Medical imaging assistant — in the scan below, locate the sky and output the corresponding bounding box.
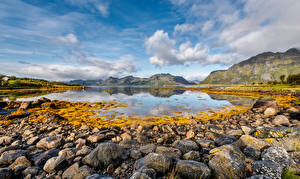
[1,0,300,81]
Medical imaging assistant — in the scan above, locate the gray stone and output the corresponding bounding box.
[130,172,151,179]
[139,144,156,155]
[13,164,27,176]
[155,146,182,160]
[130,150,142,160]
[196,139,214,148]
[172,140,199,153]
[143,153,172,174]
[246,175,272,179]
[33,148,59,167]
[209,145,246,179]
[36,136,62,149]
[252,160,282,179]
[272,115,290,126]
[0,150,26,166]
[182,151,201,161]
[235,135,268,150]
[22,167,39,176]
[241,126,252,135]
[175,160,211,179]
[85,174,113,179]
[261,146,290,168]
[43,156,68,173]
[82,142,123,168]
[244,147,261,160]
[0,167,12,179]
[26,136,39,145]
[214,135,237,146]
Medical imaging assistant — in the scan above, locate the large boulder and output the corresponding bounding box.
[0,150,26,167]
[36,136,62,149]
[175,160,211,179]
[252,160,282,179]
[172,140,199,154]
[209,145,246,179]
[261,146,290,168]
[143,153,172,174]
[82,142,123,168]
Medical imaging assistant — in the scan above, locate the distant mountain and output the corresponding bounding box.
[68,74,195,86]
[202,48,300,84]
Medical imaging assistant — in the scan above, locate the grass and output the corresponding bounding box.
[282,169,300,179]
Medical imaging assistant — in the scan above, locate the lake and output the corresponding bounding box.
[0,86,256,117]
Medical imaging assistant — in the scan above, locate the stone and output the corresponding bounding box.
[186,130,195,139]
[76,146,91,156]
[87,134,105,143]
[140,144,156,155]
[14,164,27,176]
[33,148,59,167]
[272,115,290,126]
[155,146,182,160]
[214,135,237,146]
[75,138,86,149]
[172,140,199,154]
[86,174,113,179]
[36,136,62,149]
[130,172,151,179]
[209,145,246,179]
[235,135,268,151]
[244,147,261,160]
[241,126,252,135]
[287,107,299,113]
[26,136,39,145]
[264,108,277,117]
[183,151,201,161]
[0,150,26,166]
[226,129,244,137]
[83,142,123,168]
[119,140,139,149]
[120,133,132,141]
[261,146,290,168]
[0,136,13,146]
[9,156,31,170]
[62,163,93,179]
[252,99,278,110]
[59,148,77,159]
[0,167,12,179]
[143,153,172,174]
[252,160,282,179]
[135,166,156,179]
[175,160,211,179]
[43,156,69,173]
[19,101,31,110]
[22,167,39,176]
[196,139,214,148]
[45,114,63,123]
[130,150,142,160]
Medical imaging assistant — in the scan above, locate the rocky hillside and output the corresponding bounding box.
[202,48,300,84]
[71,74,194,86]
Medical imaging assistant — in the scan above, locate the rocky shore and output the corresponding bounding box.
[0,98,299,179]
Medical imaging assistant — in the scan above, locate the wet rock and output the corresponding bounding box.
[196,139,214,148]
[252,160,282,179]
[62,163,93,179]
[36,136,62,149]
[43,156,69,173]
[175,160,211,179]
[209,145,246,179]
[0,150,26,166]
[86,174,113,179]
[272,115,290,126]
[183,151,201,161]
[235,135,268,150]
[261,146,290,168]
[33,148,59,167]
[0,167,12,179]
[155,146,182,160]
[143,153,172,174]
[83,142,123,168]
[214,134,237,146]
[264,108,277,117]
[139,144,156,155]
[172,140,199,154]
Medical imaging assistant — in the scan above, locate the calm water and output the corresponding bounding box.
[1,87,256,116]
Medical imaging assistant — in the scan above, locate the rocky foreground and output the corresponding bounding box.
[0,98,299,179]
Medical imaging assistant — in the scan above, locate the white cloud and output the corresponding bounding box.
[65,0,110,17]
[56,33,79,45]
[0,55,137,81]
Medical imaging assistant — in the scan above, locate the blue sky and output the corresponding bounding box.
[1,0,300,81]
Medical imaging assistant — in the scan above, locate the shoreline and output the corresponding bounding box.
[0,96,299,178]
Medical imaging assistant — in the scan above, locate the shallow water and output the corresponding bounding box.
[1,86,256,116]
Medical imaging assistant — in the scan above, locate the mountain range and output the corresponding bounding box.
[202,48,300,84]
[69,73,195,86]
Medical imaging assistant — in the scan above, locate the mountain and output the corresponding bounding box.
[69,74,195,86]
[202,48,300,84]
